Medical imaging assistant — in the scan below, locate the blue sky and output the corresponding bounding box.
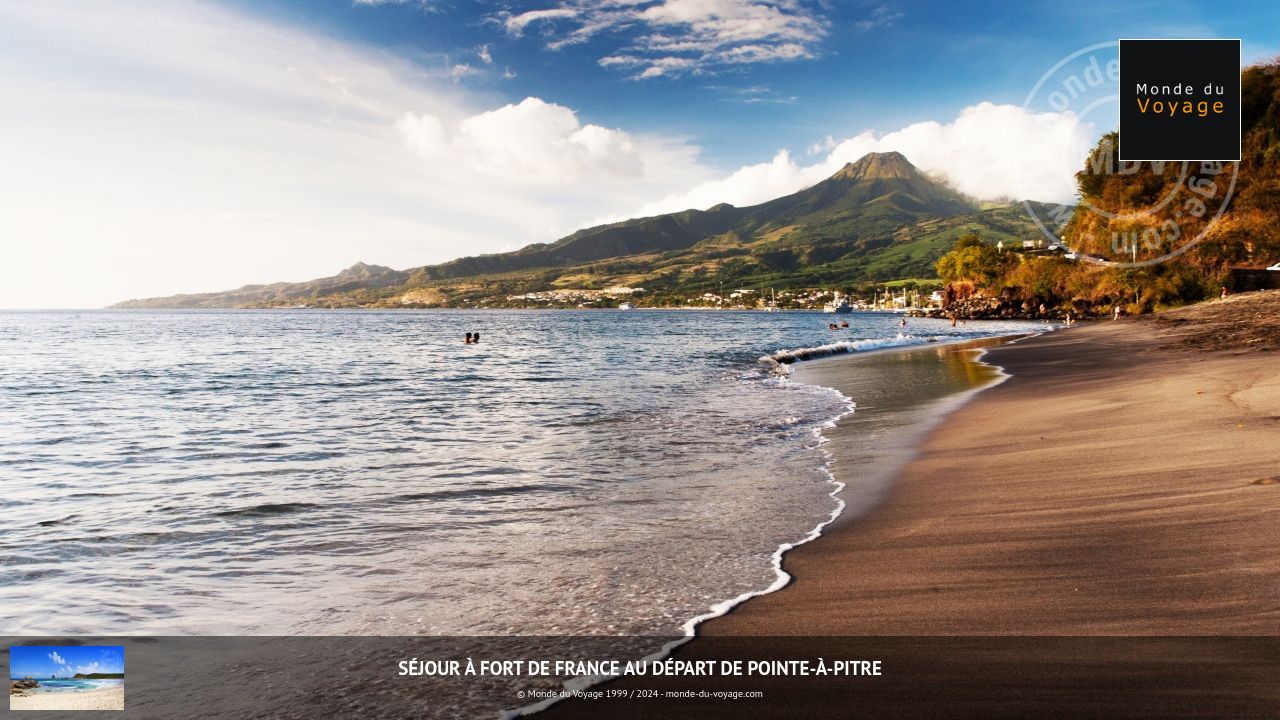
[229,0,1280,168]
[9,646,124,678]
[1,0,1277,307]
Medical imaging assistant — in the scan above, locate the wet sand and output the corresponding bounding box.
[10,685,124,711]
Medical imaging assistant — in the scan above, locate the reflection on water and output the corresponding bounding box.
[793,338,1014,519]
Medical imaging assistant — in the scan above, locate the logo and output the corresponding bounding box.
[1019,41,1239,268]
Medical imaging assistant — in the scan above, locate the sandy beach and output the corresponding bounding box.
[544,291,1280,718]
[711,290,1280,636]
[10,685,124,711]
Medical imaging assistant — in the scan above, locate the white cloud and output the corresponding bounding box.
[477,44,493,64]
[48,651,66,665]
[501,0,829,78]
[0,0,713,308]
[74,662,107,675]
[632,102,1094,216]
[854,3,903,31]
[397,97,647,183]
[449,63,480,80]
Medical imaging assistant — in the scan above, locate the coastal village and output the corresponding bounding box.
[493,239,1082,312]
[502,286,933,311]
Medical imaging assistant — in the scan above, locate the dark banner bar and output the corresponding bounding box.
[6,636,1280,718]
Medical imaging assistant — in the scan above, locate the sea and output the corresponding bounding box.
[23,678,123,693]
[0,309,1041,637]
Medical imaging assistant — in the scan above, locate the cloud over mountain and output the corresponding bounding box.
[632,102,1093,217]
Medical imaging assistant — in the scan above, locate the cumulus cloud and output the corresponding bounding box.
[500,0,830,78]
[397,97,644,183]
[48,651,65,665]
[631,102,1093,217]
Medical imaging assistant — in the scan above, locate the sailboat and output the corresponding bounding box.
[763,288,782,312]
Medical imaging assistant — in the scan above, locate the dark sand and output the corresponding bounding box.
[544,291,1280,719]
[715,292,1280,636]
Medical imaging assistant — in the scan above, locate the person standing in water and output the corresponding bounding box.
[472,332,481,344]
[464,332,473,344]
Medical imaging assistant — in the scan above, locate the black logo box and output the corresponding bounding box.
[1119,39,1241,162]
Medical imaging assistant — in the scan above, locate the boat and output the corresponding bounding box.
[618,302,635,310]
[763,288,782,312]
[823,294,852,314]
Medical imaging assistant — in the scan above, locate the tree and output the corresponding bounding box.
[935,234,1008,284]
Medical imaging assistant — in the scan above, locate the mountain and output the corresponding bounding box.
[113,152,1045,309]
[116,262,409,308]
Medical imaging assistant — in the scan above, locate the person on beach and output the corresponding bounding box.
[1221,286,1229,300]
[465,332,473,344]
[1113,306,1122,321]
[1065,312,1074,327]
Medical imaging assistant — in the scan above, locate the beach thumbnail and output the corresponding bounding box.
[9,646,124,711]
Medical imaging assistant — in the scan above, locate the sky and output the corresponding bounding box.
[1,0,1278,308]
[9,645,124,678]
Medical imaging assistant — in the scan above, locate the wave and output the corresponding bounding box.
[503,371,858,720]
[761,334,937,368]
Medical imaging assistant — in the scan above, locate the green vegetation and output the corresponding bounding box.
[933,59,1280,317]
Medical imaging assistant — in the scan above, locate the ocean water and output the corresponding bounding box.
[26,678,123,693]
[0,310,1040,636]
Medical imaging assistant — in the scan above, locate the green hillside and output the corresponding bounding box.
[114,152,1047,309]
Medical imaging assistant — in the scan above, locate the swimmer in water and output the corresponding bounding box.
[464,332,473,344]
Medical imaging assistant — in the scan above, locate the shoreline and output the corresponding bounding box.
[511,334,1023,719]
[542,291,1280,718]
[676,333,1033,636]
[688,333,1034,631]
[702,292,1280,636]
